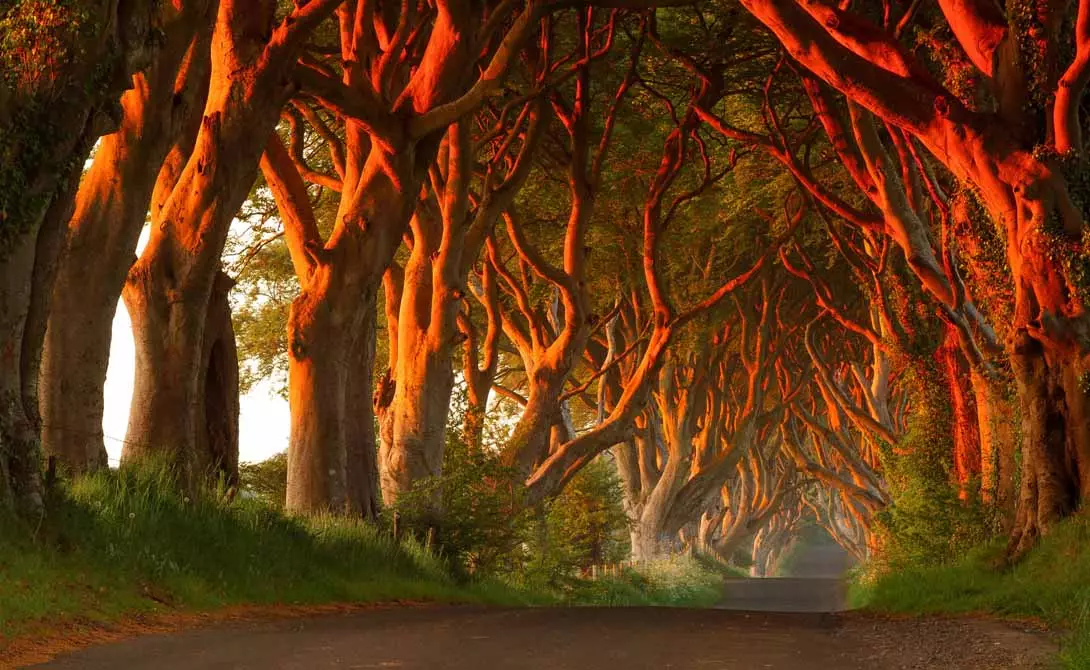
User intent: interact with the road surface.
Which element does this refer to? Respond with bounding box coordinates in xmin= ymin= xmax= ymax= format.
xmin=31 ymin=600 xmax=1055 ymax=669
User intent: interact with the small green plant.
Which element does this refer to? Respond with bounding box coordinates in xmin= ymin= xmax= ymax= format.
xmin=392 ymin=433 xmax=533 ymax=576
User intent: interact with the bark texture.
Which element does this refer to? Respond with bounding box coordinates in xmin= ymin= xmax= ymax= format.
xmin=0 ymin=0 xmax=161 ymax=512
xmin=122 ymin=0 xmax=341 ymax=483
xmin=40 ymin=1 xmax=213 ymax=474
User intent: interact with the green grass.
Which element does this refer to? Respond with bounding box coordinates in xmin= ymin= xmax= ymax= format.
xmin=0 ymin=466 xmax=727 ymax=647
xmin=850 ymin=515 xmax=1090 ymax=669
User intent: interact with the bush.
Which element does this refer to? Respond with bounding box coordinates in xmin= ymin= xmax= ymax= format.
xmin=238 ymin=451 xmax=288 ymax=508
xmin=521 ymin=457 xmax=630 ymax=587
xmin=393 ymin=434 xmax=632 ymax=589
xmin=392 ymin=434 xmax=533 ymax=576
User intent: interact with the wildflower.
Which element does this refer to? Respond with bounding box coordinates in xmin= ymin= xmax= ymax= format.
xmin=129 ymin=512 xmax=135 ymax=519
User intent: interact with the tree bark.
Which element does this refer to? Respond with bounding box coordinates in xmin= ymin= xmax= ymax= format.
xmin=284 ymin=148 xmax=417 ymax=514
xmin=122 ymin=0 xmax=341 ymax=482
xmin=1008 ymin=331 xmax=1081 ymax=558
xmin=195 ymin=271 xmax=239 ymax=485
xmin=938 ymin=327 xmax=982 ymax=499
xmin=40 ymin=6 xmax=212 ymax=474
xmin=0 ymin=0 xmax=160 ymax=512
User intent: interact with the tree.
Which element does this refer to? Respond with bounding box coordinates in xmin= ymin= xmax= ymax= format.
xmin=0 ymin=0 xmax=162 ymax=513
xmin=735 ymin=0 xmax=1090 ymax=559
xmin=121 ymin=0 xmax=342 ymax=487
xmin=40 ymin=0 xmax=215 ymax=475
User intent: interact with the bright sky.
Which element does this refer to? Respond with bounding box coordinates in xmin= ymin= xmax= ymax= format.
xmin=101 ymin=229 xmax=290 ymax=467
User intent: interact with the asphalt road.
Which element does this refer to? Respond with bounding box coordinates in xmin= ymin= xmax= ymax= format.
xmin=32 ymin=600 xmax=1055 ymax=670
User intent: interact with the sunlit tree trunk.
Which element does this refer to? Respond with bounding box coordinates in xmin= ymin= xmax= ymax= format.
xmin=41 ymin=4 xmax=212 ymax=474
xmin=0 ymin=0 xmax=160 ymax=512
xmin=122 ymin=0 xmax=340 ymax=483
xmin=938 ymin=326 xmax=982 ymax=500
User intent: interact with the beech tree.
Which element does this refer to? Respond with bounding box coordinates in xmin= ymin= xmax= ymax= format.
xmin=735 ymin=0 xmax=1090 ymax=557
xmin=0 ymin=0 xmax=162 ymax=513
xmin=41 ymin=0 xmax=215 ymax=475
xmin=120 ymin=0 xmax=344 ymax=487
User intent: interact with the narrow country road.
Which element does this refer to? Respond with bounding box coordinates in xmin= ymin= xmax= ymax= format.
xmin=32 ymin=600 xmax=1055 ymax=669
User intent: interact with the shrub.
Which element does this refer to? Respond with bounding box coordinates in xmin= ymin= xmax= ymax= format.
xmin=238 ymin=451 xmax=288 ymax=508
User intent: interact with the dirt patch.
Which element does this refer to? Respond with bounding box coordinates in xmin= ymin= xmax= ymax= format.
xmin=835 ymin=612 xmax=1058 ymax=669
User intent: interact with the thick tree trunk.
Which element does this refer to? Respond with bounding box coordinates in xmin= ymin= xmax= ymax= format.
xmin=39 ymin=3 xmax=211 ymax=476
xmin=122 ymin=262 xmax=208 ymax=479
xmin=122 ymin=0 xmax=341 ymax=487
xmin=345 ymin=298 xmax=379 ymax=518
xmin=970 ymin=368 xmax=1017 ymax=513
xmin=195 ymin=271 xmax=239 ymax=485
xmin=938 ymin=328 xmax=982 ymax=499
xmin=629 ymin=516 xmax=666 ymax=562
xmin=0 ymin=0 xmax=158 ymax=514
xmin=1007 ymin=331 xmax=1083 ymax=558
xmin=288 ymin=148 xmax=417 ymax=513
xmin=284 ymin=275 xmax=379 ymax=515
xmin=382 ymin=216 xmax=458 ymax=502
xmin=1 ymin=231 xmax=52 ymax=515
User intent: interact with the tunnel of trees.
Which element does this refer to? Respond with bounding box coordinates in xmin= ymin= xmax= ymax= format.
xmin=4 ymin=0 xmax=1090 ymax=578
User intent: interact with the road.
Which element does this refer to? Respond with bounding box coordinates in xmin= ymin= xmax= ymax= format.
xmin=31 ymin=598 xmax=1055 ymax=669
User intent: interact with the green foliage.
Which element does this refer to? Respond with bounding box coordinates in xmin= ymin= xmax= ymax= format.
xmin=852 ymin=513 xmax=1090 ymax=669
xmin=555 ymin=555 xmax=733 ymax=607
xmin=393 ymin=434 xmax=533 ymax=576
xmin=543 ymin=459 xmax=630 ymax=570
xmin=238 ymin=451 xmax=288 ymax=508
xmin=393 ymin=433 xmax=631 ymax=590
xmin=0 ymin=459 xmax=728 ymax=642
xmin=0 ymin=0 xmax=123 ymax=251
xmin=874 ymin=363 xmax=993 ymax=568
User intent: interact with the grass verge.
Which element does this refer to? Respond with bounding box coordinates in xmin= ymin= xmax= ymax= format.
xmin=1 ymin=466 xmax=728 ymax=655
xmin=850 ymin=514 xmax=1090 ymax=669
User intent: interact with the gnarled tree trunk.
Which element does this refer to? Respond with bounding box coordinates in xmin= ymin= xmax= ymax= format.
xmin=41 ymin=5 xmax=212 ymax=474
xmin=122 ymin=0 xmax=341 ymax=482
xmin=195 ymin=271 xmax=239 ymax=485
xmin=0 ymin=0 xmax=160 ymax=512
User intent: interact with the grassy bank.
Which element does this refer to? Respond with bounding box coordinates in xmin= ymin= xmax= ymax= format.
xmin=0 ymin=467 xmax=728 ymax=647
xmin=851 ymin=515 xmax=1090 ymax=668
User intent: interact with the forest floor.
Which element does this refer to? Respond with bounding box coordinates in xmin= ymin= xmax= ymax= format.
xmin=22 ymin=604 xmax=1057 ymax=669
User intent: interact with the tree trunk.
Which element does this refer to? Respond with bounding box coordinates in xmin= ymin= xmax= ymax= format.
xmin=288 ymin=146 xmax=418 ymax=514
xmin=629 ymin=520 xmax=664 ymax=562
xmin=381 ymin=212 xmax=458 ymax=503
xmin=41 ymin=22 xmax=210 ymax=474
xmin=122 ymin=0 xmax=335 ymax=481
xmin=122 ymin=259 xmax=208 ymax=480
xmin=345 ymin=297 xmax=379 ymax=519
xmin=284 ymin=272 xmax=379 ymax=515
xmin=938 ymin=327 xmax=982 ymax=499
xmin=1007 ymin=331 xmax=1082 ymax=558
xmin=195 ymin=271 xmax=239 ymax=485
xmin=969 ymin=368 xmax=1017 ymax=513
xmin=0 ymin=0 xmax=158 ymax=514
